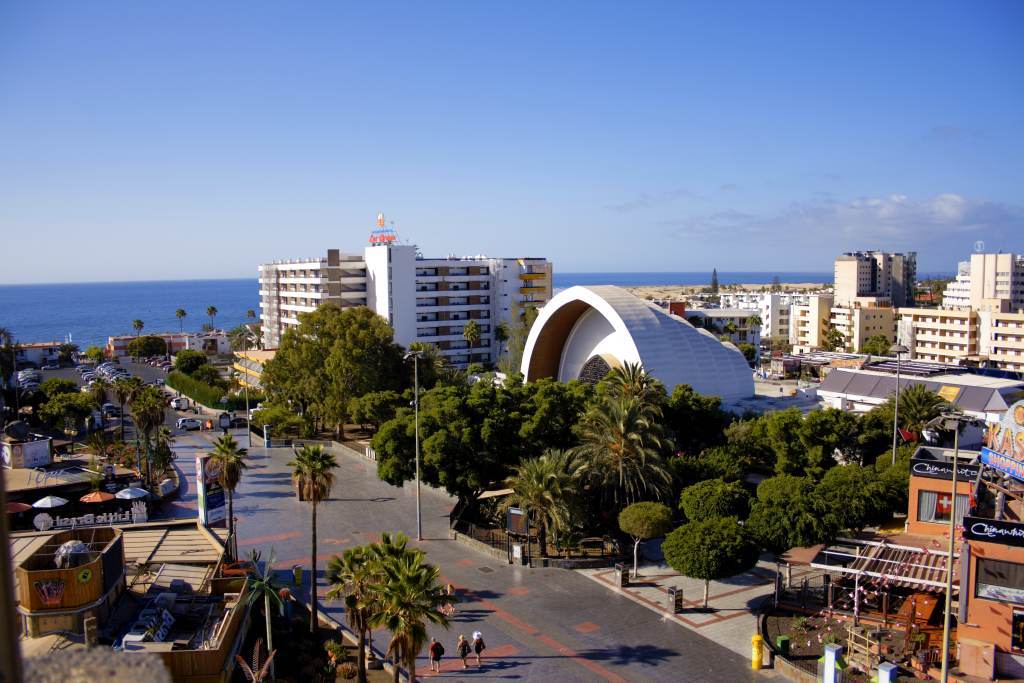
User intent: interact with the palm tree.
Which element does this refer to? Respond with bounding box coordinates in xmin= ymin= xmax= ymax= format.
xmin=90 ymin=377 xmax=110 ymax=408
xmin=247 ymin=309 xmax=256 ymax=322
xmin=113 ymin=376 xmax=143 ymax=441
xmin=494 ymin=322 xmax=509 ymax=356
xmin=746 ymin=314 xmax=762 ymax=329
xmin=243 ymin=548 xmax=283 ymax=682
xmin=87 ymin=431 xmax=113 ymax=462
xmin=207 ymin=305 xmax=218 ymax=330
xmin=209 ymin=434 xmax=248 ymax=558
xmin=176 ymin=308 xmax=187 ymax=334
xmin=884 ymin=384 xmax=954 ymax=435
xmin=370 ymin=544 xmax=451 ymax=683
xmin=573 ymin=395 xmax=672 ymax=507
xmin=462 ymin=319 xmax=481 ymax=349
xmin=132 ymin=319 xmax=144 ymax=336
xmin=722 ymin=320 xmax=738 ymax=337
xmin=129 ymin=385 xmax=167 ymax=482
xmin=326 ymin=546 xmax=376 ymax=683
xmin=504 ymin=450 xmax=579 ymax=557
xmin=603 ymin=362 xmax=663 ymax=404
xmin=287 ymin=444 xmax=338 ymax=632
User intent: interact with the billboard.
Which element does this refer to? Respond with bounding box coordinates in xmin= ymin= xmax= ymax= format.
xmin=196 ymin=453 xmax=226 ymax=525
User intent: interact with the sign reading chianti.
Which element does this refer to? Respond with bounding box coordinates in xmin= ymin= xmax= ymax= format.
xmin=963 ymin=516 xmax=1024 ymax=548
xmin=910 ymin=457 xmax=980 ymax=481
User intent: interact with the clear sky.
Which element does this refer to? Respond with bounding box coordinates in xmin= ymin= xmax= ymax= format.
xmin=1 ymin=1 xmax=1022 ymax=283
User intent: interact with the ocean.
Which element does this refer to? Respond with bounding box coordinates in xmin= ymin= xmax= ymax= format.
xmin=0 ymin=271 xmax=836 ymax=348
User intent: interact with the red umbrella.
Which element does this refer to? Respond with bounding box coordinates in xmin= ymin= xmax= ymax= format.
xmin=80 ymin=491 xmax=115 ymax=504
xmin=6 ymin=502 xmax=31 ymax=514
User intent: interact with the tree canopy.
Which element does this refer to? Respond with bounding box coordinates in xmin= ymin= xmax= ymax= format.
xmin=127 ymin=335 xmax=167 ymax=358
xmin=745 ymin=475 xmax=837 ymax=553
xmin=174 ymin=349 xmax=208 ymax=375
xmin=662 ymin=516 xmax=759 ymax=607
xmin=679 ymin=479 xmax=750 ymax=522
xmin=859 ymin=335 xmax=892 ymax=356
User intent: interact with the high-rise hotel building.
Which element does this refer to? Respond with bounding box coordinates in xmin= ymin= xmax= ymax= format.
xmin=258 ymin=215 xmax=552 ymax=367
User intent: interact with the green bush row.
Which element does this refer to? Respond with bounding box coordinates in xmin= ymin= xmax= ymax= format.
xmin=166 ymin=371 xmax=262 ymax=411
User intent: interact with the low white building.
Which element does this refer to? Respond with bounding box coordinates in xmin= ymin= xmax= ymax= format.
xmin=13 ymin=342 xmax=63 ymax=368
xmin=718 ymin=292 xmax=812 ymax=340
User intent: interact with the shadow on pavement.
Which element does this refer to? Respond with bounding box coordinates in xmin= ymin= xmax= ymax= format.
xmin=577 ymin=643 xmax=678 ymax=667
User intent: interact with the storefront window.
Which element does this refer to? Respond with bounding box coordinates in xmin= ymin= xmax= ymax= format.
xmin=1014 ymin=611 xmax=1024 ymax=651
xmin=917 ymin=490 xmax=969 ymax=525
xmin=977 ymin=558 xmax=1024 ymax=606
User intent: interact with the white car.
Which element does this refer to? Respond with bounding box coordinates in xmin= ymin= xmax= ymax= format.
xmin=170 ymin=397 xmax=190 ymax=410
xmin=175 ymin=418 xmax=202 ymax=431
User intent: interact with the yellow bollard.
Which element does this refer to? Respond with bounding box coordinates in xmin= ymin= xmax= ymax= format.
xmin=751 ymin=634 xmax=764 ymax=670
xmin=292 ymin=564 xmax=303 ymax=587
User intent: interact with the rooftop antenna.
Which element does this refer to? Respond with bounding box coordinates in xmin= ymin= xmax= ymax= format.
xmin=974 ymin=240 xmax=985 ymax=253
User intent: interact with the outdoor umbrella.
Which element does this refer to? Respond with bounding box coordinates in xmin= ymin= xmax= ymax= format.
xmin=80 ymin=491 xmax=115 ymax=504
xmin=6 ymin=502 xmax=32 ymax=514
xmin=32 ymin=496 xmax=69 ymax=509
xmin=115 ymin=487 xmax=149 ymax=500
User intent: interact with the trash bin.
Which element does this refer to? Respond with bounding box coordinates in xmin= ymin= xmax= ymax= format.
xmin=667 ymin=587 xmax=684 ymax=614
xmin=614 ymin=562 xmax=629 ymax=588
xmin=775 ymin=635 xmax=790 ymax=658
xmin=292 ymin=564 xmax=303 ymax=587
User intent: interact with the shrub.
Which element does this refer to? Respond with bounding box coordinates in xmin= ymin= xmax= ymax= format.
xmin=165 ymin=371 xmax=255 ymax=410
xmin=190 ymin=364 xmax=224 ymax=387
xmin=679 ymin=479 xmax=750 ymax=522
xmin=174 ymin=350 xmax=208 ymax=375
xmin=250 ymin=403 xmax=305 ymax=437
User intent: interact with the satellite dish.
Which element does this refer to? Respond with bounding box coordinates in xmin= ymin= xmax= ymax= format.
xmin=974 ymin=240 xmax=985 ymax=253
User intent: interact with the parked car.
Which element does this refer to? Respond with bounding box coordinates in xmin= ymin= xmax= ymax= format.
xmin=170 ymin=397 xmax=191 ymax=410
xmin=229 ymin=417 xmax=248 ymax=428
xmin=175 ymin=418 xmax=202 ymax=431
xmin=102 ymin=403 xmax=120 ymax=416
xmin=41 ymin=363 xmax=60 ymax=370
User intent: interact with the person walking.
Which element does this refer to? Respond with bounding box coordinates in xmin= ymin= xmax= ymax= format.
xmin=472 ymin=630 xmax=486 ymax=667
xmin=429 ymin=637 xmax=445 ymax=673
xmin=445 ymin=583 xmax=458 ymax=616
xmin=456 ymin=634 xmax=471 ymax=669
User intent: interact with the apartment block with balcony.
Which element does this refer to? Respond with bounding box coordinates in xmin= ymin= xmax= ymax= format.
xmin=897 ymin=308 xmax=978 ymax=365
xmin=829 ymin=304 xmax=897 ymax=353
xmin=834 ymin=250 xmax=916 ymax=307
xmin=789 ymin=294 xmax=834 ymax=354
xmin=717 ymin=292 xmax=812 ymax=340
xmin=981 ymin=311 xmax=1024 ymax=372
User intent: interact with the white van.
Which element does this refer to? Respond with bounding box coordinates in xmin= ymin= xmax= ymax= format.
xmin=170 ymin=397 xmax=191 ymax=411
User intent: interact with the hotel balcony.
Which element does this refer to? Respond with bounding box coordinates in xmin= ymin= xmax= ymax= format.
xmin=520 ymin=286 xmax=547 ymax=295
xmin=519 ymin=272 xmax=547 ymax=281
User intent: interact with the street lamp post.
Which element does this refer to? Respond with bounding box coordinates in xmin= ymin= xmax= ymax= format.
xmin=404 ymin=348 xmax=423 ymax=541
xmin=926 ymin=413 xmax=970 ymax=683
xmin=889 ymin=344 xmax=910 ymax=466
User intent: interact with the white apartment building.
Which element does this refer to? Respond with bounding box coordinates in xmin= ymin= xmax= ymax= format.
xmin=941 ymin=252 xmax=1024 ymax=312
xmin=684 ymin=308 xmax=762 ymax=360
xmin=717 ymin=292 xmax=812 ymax=340
xmin=834 ymin=251 xmax=916 ymax=307
xmin=258 ymin=216 xmax=552 ymax=367
xmin=829 ymin=304 xmax=897 ymax=353
xmin=897 ymin=308 xmax=978 ymax=365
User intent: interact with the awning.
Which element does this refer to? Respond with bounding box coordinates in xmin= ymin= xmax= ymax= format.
xmin=477 ymin=488 xmax=513 ymax=500
xmin=811 ymin=538 xmax=958 ymax=593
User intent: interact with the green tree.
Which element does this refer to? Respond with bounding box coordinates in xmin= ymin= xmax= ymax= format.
xmin=206 ymin=305 xmax=218 ymax=329
xmin=39 ymin=377 xmax=79 ymax=400
xmin=859 ymin=335 xmax=891 ymax=356
xmin=90 ymin=377 xmax=110 ymax=408
xmin=288 ymin=444 xmax=338 ymax=632
xmin=462 ymin=319 xmax=481 ymax=349
xmin=57 ymin=343 xmax=79 ymax=365
xmin=498 ymin=306 xmax=538 ymax=376
xmin=574 ymin=393 xmax=672 ymax=508
xmin=746 ymin=314 xmax=763 ymax=329
xmin=798 ymin=408 xmax=863 ymax=475
xmin=618 ymin=502 xmax=673 ymax=578
xmin=174 ymin=349 xmax=208 ymax=375
xmin=737 ymin=342 xmax=757 ymax=364
xmin=209 ymin=434 xmax=248 ymax=556
xmin=190 ymin=364 xmax=224 ymax=387
xmin=243 ymin=548 xmax=283 ymax=682
xmin=602 ymin=362 xmax=665 ymax=405
xmin=815 ymin=464 xmax=885 ymax=532
xmin=129 ymin=385 xmax=167 ymax=481
xmin=662 ymin=517 xmax=759 ymax=608
xmin=746 ymin=475 xmax=836 ymax=553
xmin=132 ymin=319 xmax=144 ymax=336
xmin=369 ymin=539 xmax=451 ymax=683
xmin=874 ymin=383 xmax=952 ymax=435
xmin=40 ymin=392 xmax=96 ymax=428
xmin=493 ymin=322 xmax=510 ymax=358
xmin=770 ymin=276 xmax=782 ymax=293
xmin=679 ymin=479 xmax=750 ymax=522
xmin=326 ymin=546 xmax=376 ymax=683
xmin=710 ymin=268 xmax=719 ymax=294
xmin=83 ymin=346 xmax=105 ymax=364
xmin=348 ymin=390 xmax=402 ymax=433
xmin=175 ymin=308 xmax=187 ymax=333
xmin=764 ymin=408 xmax=808 ymax=475
xmin=821 ymin=324 xmax=845 ymax=352
xmin=504 ymin=450 xmax=580 ymax=557
xmin=722 ymin=320 xmax=738 ymax=337
xmin=127 ymin=335 xmax=167 ymax=358
xmin=251 ymin=403 xmax=305 ymax=438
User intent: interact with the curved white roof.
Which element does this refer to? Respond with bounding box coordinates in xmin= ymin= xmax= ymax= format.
xmin=521 ymin=285 xmax=753 ymax=402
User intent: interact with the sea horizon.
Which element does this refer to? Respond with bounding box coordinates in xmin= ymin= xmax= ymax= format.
xmin=0 ymin=270 xmax=951 ymax=348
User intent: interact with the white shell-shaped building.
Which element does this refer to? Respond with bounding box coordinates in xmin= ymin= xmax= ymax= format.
xmin=521 ymin=285 xmax=753 ymax=402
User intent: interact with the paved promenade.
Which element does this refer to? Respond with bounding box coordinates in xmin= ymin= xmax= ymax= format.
xmin=166 ymin=430 xmax=777 ymax=681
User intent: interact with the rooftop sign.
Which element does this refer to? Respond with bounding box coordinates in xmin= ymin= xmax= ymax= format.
xmin=982 ymin=400 xmax=1024 ymax=482
xmin=911 ymin=456 xmax=980 ymax=481
xmin=963 ymin=516 xmax=1024 ymax=548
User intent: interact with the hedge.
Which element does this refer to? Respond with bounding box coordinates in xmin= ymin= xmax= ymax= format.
xmin=166 ymin=371 xmax=263 ymax=411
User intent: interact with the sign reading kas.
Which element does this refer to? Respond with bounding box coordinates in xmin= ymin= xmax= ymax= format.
xmin=981 ymin=400 xmax=1024 ymax=483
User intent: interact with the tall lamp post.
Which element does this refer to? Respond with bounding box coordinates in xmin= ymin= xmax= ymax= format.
xmin=926 ymin=412 xmax=972 ymax=683
xmin=889 ymin=344 xmax=910 ymax=465
xmin=404 ymin=348 xmax=423 ymax=541
xmin=241 ymin=329 xmax=259 ymax=449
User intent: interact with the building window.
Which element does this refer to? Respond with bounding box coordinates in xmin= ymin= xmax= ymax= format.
xmin=917 ymin=490 xmax=968 ymax=525
xmin=977 ymin=558 xmax=1024 ymax=606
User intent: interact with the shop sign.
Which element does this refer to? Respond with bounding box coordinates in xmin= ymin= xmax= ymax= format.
xmin=981 ymin=448 xmax=1024 ymax=483
xmin=963 ymin=516 xmax=1024 ymax=548
xmin=32 ymin=502 xmax=148 ymax=531
xmin=910 ymin=456 xmax=980 ymax=481
xmin=986 ymin=400 xmax=1024 ymax=461
xmin=196 ymin=454 xmax=226 ymax=525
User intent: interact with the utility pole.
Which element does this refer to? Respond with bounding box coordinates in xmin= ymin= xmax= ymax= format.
xmin=404 ymin=348 xmax=423 ymax=541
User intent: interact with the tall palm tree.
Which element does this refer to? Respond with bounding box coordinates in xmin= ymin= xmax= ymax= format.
xmin=209 ymin=434 xmax=248 ymax=558
xmin=494 ymin=322 xmax=509 ymax=356
xmin=722 ymin=320 xmax=738 ymax=337
xmin=287 ymin=444 xmax=338 ymax=632
xmin=885 ymin=384 xmax=954 ymax=435
xmin=370 ymin=546 xmax=451 ymax=683
xmin=326 ymin=546 xmax=376 ymax=683
xmin=462 ymin=319 xmax=481 ymax=349
xmin=176 ymin=308 xmax=187 ymax=334
xmin=113 ymin=376 xmax=143 ymax=441
xmin=90 ymin=377 xmax=110 ymax=408
xmin=132 ymin=319 xmax=144 ymax=336
xmin=603 ymin=362 xmax=663 ymax=404
xmin=746 ymin=314 xmax=763 ymax=329
xmin=504 ymin=450 xmax=579 ymax=557
xmin=206 ymin=305 xmax=218 ymax=330
xmin=129 ymin=385 xmax=166 ymax=482
xmin=243 ymin=548 xmax=283 ymax=682
xmin=573 ymin=395 xmax=672 ymax=507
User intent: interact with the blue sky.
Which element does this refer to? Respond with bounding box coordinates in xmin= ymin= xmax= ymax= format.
xmin=1 ymin=1 xmax=1022 ymax=283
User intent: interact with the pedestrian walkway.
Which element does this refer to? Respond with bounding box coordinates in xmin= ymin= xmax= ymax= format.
xmin=578 ymin=558 xmax=820 ymax=660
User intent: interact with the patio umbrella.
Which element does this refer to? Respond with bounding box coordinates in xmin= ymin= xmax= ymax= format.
xmin=80 ymin=491 xmax=115 ymax=504
xmin=115 ymin=487 xmax=149 ymax=500
xmin=32 ymin=496 xmax=69 ymax=509
xmin=6 ymin=502 xmax=32 ymax=514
